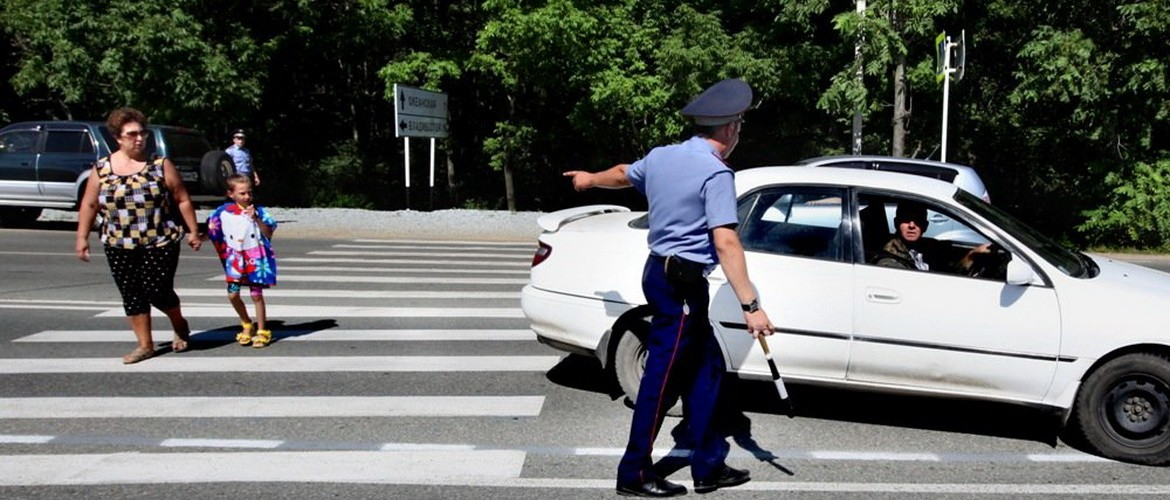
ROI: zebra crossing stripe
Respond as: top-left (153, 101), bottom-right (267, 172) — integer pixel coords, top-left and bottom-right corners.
top-left (16, 329), bottom-right (535, 343)
top-left (100, 304), bottom-right (525, 318)
top-left (175, 289), bottom-right (520, 298)
top-left (334, 243), bottom-right (533, 253)
top-left (277, 265), bottom-right (528, 275)
top-left (0, 356), bottom-right (562, 373)
top-left (0, 396), bottom-right (545, 418)
top-left (280, 257), bottom-right (530, 267)
top-left (352, 239), bottom-right (532, 247)
top-left (213, 275), bottom-right (529, 285)
top-left (310, 250), bottom-right (527, 259)
top-left (0, 450), bottom-right (526, 486)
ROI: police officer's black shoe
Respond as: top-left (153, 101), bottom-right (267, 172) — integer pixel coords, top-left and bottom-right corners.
top-left (615, 477), bottom-right (687, 497)
top-left (693, 465), bottom-right (750, 493)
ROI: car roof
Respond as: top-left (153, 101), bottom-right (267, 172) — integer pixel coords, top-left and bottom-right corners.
top-left (736, 165), bottom-right (962, 201)
top-left (797, 154), bottom-right (989, 201)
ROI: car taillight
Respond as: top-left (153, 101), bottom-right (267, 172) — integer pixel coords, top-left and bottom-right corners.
top-left (532, 241), bottom-right (552, 267)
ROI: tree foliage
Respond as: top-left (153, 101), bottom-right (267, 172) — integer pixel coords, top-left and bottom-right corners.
top-left (1, 0), bottom-right (1169, 247)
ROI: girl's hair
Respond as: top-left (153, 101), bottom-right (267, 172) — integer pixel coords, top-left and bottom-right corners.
top-left (106, 107), bottom-right (148, 136)
top-left (225, 173), bottom-right (253, 191)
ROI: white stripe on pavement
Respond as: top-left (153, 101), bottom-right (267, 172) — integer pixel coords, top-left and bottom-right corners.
top-left (174, 289), bottom-right (520, 299)
top-left (277, 265), bottom-right (528, 275)
top-left (0, 433), bottom-right (1119, 464)
top-left (17, 329), bottom-right (535, 343)
top-left (353, 239), bottom-right (532, 247)
top-left (280, 257), bottom-right (530, 267)
top-left (0, 450), bottom-right (525, 486)
top-left (334, 244), bottom-right (532, 253)
top-left (309, 250), bottom-right (526, 259)
top-left (100, 304), bottom-right (524, 318)
top-left (0, 356), bottom-right (561, 373)
top-left (0, 453), bottom-right (1158, 492)
top-left (210, 275), bottom-right (528, 285)
top-left (0, 396), bottom-right (545, 418)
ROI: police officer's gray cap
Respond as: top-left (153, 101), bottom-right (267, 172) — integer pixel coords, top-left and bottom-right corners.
top-left (680, 78), bottom-right (753, 126)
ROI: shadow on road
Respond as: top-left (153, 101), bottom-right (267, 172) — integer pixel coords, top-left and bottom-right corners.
top-left (544, 354), bottom-right (1063, 450)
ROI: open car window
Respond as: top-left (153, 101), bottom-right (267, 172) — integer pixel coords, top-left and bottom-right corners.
top-left (738, 186), bottom-right (848, 262)
top-left (858, 192), bottom-right (1008, 280)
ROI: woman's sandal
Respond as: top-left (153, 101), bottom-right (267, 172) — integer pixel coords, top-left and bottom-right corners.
top-left (235, 321), bottom-right (255, 346)
top-left (251, 329), bottom-right (272, 348)
top-left (122, 347), bottom-right (156, 365)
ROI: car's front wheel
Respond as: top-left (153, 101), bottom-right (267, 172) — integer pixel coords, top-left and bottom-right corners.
top-left (1073, 352), bottom-right (1170, 465)
top-left (613, 325), bottom-right (682, 417)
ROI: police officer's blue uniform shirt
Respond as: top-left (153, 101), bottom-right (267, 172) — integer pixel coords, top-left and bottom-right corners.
top-left (225, 144), bottom-right (252, 175)
top-left (627, 136), bottom-right (738, 265)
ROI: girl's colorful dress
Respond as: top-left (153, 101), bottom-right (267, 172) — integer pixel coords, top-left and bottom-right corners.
top-left (207, 203), bottom-right (278, 285)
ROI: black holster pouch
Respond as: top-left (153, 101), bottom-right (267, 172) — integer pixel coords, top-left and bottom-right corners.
top-left (663, 254), bottom-right (706, 287)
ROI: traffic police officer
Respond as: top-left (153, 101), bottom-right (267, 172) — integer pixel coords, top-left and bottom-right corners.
top-left (564, 78), bottom-right (775, 497)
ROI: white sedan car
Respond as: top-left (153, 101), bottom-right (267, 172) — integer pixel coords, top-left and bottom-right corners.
top-left (522, 166), bottom-right (1170, 465)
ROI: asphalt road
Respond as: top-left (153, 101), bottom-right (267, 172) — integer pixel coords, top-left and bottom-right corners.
top-left (2, 224), bottom-right (1170, 499)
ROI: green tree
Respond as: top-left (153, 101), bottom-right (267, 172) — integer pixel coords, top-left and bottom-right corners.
top-left (0, 0), bottom-right (266, 129)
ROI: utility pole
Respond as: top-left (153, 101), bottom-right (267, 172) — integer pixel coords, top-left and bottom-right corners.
top-left (936, 30), bottom-right (965, 162)
top-left (851, 0), bottom-right (866, 155)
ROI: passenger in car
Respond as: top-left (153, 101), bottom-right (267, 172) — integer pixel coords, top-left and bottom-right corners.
top-left (873, 202), bottom-right (990, 274)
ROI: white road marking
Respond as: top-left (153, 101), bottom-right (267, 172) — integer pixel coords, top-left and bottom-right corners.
top-left (280, 257), bottom-right (530, 267)
top-left (352, 239), bottom-right (532, 247)
top-left (174, 288), bottom-right (520, 299)
top-left (0, 450), bottom-right (526, 486)
top-left (334, 244), bottom-right (532, 253)
top-left (0, 356), bottom-right (562, 373)
top-left (0, 451), bottom-right (1154, 492)
top-left (276, 265), bottom-right (528, 275)
top-left (309, 250), bottom-right (526, 259)
top-left (210, 275), bottom-right (529, 285)
top-left (98, 304), bottom-right (525, 318)
top-left (16, 329), bottom-right (535, 343)
top-left (0, 396), bottom-right (545, 418)
top-left (161, 438), bottom-right (283, 449)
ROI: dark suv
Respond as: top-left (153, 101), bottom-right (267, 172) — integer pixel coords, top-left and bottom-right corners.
top-left (0, 120), bottom-right (234, 224)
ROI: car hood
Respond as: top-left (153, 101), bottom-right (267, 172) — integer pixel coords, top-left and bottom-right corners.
top-left (1087, 254), bottom-right (1170, 296)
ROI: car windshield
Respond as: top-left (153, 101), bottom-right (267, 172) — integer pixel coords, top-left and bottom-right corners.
top-left (954, 190), bottom-right (1093, 278)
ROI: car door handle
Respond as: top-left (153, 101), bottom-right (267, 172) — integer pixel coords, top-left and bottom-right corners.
top-left (866, 287), bottom-right (900, 303)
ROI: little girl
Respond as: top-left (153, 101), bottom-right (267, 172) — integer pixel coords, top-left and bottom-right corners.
top-left (207, 174), bottom-right (278, 347)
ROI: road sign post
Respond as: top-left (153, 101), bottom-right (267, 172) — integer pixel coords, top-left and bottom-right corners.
top-left (393, 84), bottom-right (450, 209)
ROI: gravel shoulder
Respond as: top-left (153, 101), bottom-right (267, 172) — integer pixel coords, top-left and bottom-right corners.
top-left (42, 207), bottom-right (546, 242)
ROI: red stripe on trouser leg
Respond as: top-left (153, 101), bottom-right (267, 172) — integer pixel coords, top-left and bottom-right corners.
top-left (639, 312), bottom-right (686, 483)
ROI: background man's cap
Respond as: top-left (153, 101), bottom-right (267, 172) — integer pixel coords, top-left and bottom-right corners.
top-left (232, 129), bottom-right (246, 138)
top-left (681, 78), bottom-right (753, 126)
top-left (894, 202), bottom-right (928, 223)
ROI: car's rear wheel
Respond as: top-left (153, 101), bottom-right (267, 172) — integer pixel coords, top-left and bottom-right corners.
top-left (200, 151), bottom-right (235, 193)
top-left (613, 325), bottom-right (683, 417)
top-left (1073, 352), bottom-right (1170, 465)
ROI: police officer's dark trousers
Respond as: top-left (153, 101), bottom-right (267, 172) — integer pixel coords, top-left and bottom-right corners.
top-left (617, 255), bottom-right (726, 484)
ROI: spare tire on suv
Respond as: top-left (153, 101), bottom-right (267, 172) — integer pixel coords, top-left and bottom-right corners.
top-left (200, 150), bottom-right (236, 193)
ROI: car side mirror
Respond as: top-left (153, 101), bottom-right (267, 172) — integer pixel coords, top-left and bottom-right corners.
top-left (1005, 257), bottom-right (1035, 286)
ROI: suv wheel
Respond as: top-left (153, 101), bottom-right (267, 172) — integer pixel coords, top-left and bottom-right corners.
top-left (200, 151), bottom-right (236, 193)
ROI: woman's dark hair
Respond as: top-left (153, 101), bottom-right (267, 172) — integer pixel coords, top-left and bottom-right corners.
top-left (106, 107), bottom-right (148, 136)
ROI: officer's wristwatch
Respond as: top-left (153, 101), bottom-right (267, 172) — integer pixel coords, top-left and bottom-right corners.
top-left (741, 298), bottom-right (760, 313)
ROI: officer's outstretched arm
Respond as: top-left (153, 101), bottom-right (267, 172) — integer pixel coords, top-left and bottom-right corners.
top-left (563, 164), bottom-right (631, 191)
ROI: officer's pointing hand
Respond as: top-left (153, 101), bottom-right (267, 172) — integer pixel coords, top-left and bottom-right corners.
top-left (563, 171), bottom-right (594, 192)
